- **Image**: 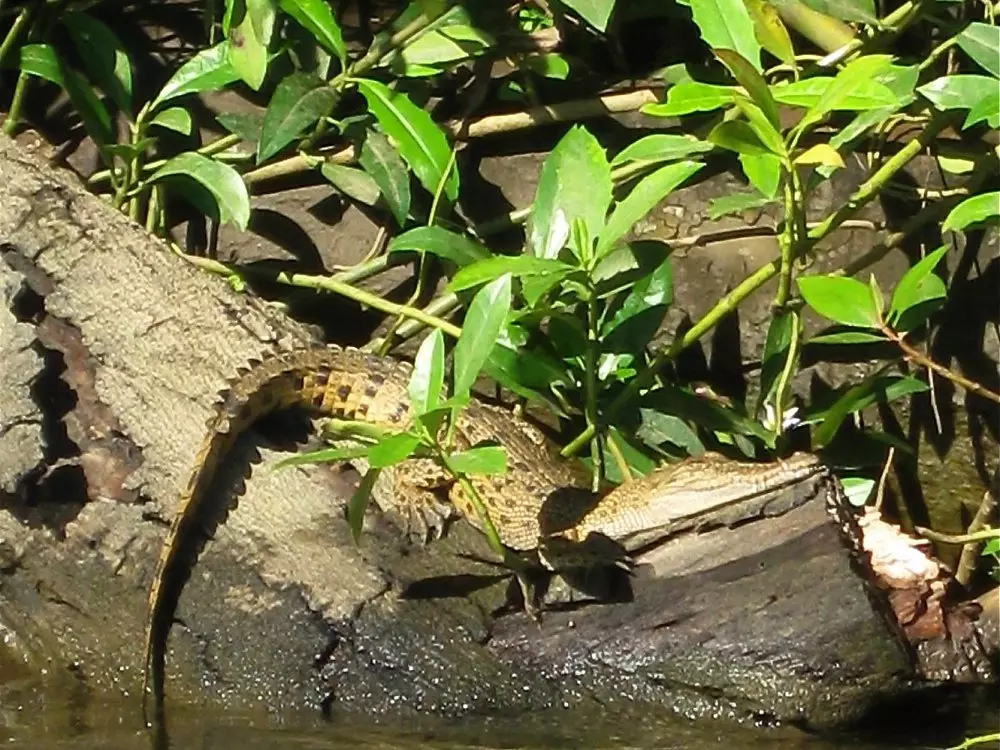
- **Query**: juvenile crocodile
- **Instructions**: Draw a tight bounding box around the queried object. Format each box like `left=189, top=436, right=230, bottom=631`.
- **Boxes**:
left=142, top=346, right=828, bottom=716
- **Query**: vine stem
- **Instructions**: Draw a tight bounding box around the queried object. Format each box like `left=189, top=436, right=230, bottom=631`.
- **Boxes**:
left=172, top=247, right=462, bottom=339
left=883, top=326, right=1000, bottom=405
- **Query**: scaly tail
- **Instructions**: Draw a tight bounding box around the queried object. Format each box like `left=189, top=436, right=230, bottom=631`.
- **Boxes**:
left=141, top=347, right=414, bottom=721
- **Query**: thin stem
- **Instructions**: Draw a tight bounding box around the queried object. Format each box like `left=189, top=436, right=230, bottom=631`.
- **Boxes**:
left=883, top=326, right=1000, bottom=405
left=0, top=7, right=30, bottom=69
left=88, top=133, right=243, bottom=186
left=3, top=70, right=30, bottom=136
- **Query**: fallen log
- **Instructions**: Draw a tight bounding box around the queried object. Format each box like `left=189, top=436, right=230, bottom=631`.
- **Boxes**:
left=0, top=133, right=994, bottom=740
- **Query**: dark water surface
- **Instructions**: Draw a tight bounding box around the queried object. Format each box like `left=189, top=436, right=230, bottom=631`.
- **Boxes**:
left=0, top=695, right=976, bottom=750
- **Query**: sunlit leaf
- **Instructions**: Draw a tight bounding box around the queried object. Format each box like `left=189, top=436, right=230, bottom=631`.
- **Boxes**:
left=358, top=128, right=410, bottom=225
left=409, top=329, right=446, bottom=415
left=453, top=274, right=512, bottom=397
left=153, top=42, right=240, bottom=108
left=956, top=22, right=1000, bottom=78
left=148, top=152, right=251, bottom=230
left=919, top=75, right=998, bottom=112
left=597, top=161, right=704, bottom=256
left=611, top=134, right=714, bottom=166
left=226, top=0, right=276, bottom=90
left=561, top=0, right=615, bottom=31
left=280, top=0, right=346, bottom=63
left=888, top=245, right=949, bottom=326
left=449, top=445, right=507, bottom=475
left=355, top=78, right=459, bottom=202
left=150, top=107, right=193, bottom=135
left=942, top=192, right=1000, bottom=232
left=321, top=162, right=380, bottom=205
left=642, top=81, right=733, bottom=117
left=798, top=275, right=881, bottom=328
left=449, top=255, right=575, bottom=292
left=529, top=125, right=612, bottom=260
left=688, top=0, right=762, bottom=70
left=389, top=226, right=489, bottom=266
left=794, top=143, right=844, bottom=168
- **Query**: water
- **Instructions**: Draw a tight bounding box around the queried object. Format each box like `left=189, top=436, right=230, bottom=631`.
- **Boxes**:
left=0, top=693, right=980, bottom=750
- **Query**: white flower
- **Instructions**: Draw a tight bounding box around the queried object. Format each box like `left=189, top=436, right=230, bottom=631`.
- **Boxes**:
left=763, top=403, right=801, bottom=432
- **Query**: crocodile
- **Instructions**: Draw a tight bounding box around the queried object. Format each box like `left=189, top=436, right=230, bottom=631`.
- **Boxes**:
left=142, top=345, right=828, bottom=717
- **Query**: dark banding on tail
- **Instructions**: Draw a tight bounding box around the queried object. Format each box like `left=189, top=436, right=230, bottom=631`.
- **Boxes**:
left=141, top=347, right=414, bottom=723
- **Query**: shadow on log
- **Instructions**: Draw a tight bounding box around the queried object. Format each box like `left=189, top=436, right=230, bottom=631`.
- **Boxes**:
left=0, top=133, right=995, bottom=743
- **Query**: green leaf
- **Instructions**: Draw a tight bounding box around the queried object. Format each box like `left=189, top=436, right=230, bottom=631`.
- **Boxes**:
left=942, top=192, right=1000, bottom=232
left=708, top=190, right=775, bottom=219
left=963, top=91, right=1000, bottom=129
left=19, top=45, right=113, bottom=147
left=611, top=134, right=714, bottom=166
left=716, top=49, right=779, bottom=128
left=597, top=161, right=703, bottom=256
left=810, top=375, right=929, bottom=445
left=757, top=311, right=796, bottom=413
left=743, top=0, right=795, bottom=66
left=642, top=81, right=733, bottom=117
left=772, top=77, right=898, bottom=111
left=400, top=29, right=475, bottom=67
left=603, top=258, right=673, bottom=351
left=153, top=42, right=240, bottom=109
left=561, top=0, right=615, bottom=31
left=148, top=152, right=251, bottom=230
left=484, top=348, right=568, bottom=418
left=279, top=0, right=346, bottom=63
left=794, top=143, right=844, bottom=169
left=449, top=445, right=507, bottom=475
left=919, top=75, right=999, bottom=112
left=258, top=72, right=337, bottom=162
left=523, top=53, right=571, bottom=80
left=389, top=226, right=489, bottom=266
left=358, top=129, right=410, bottom=225
left=449, top=255, right=575, bottom=292
left=798, top=276, right=881, bottom=328
left=453, top=274, right=512, bottom=397
left=688, top=0, right=762, bottom=71
left=635, top=409, right=704, bottom=455
left=732, top=94, right=786, bottom=157
left=739, top=152, right=782, bottom=198
left=796, top=0, right=877, bottom=23
left=273, top=444, right=372, bottom=469
left=708, top=120, right=772, bottom=157
left=216, top=111, right=264, bottom=142
left=226, top=0, right=276, bottom=90
left=62, top=12, right=132, bottom=113
left=956, top=22, right=1000, bottom=78
left=321, top=162, right=380, bottom=205
left=600, top=430, right=657, bottom=483
left=19, top=44, right=63, bottom=84
left=528, top=125, right=612, bottom=259
left=798, top=55, right=894, bottom=133
left=368, top=432, right=422, bottom=468
left=355, top=78, right=459, bottom=202
left=808, top=330, right=887, bottom=344
left=840, top=477, right=875, bottom=507
left=409, top=329, right=446, bottom=415
left=150, top=107, right=193, bottom=135
left=888, top=245, right=949, bottom=325
left=347, top=467, right=380, bottom=542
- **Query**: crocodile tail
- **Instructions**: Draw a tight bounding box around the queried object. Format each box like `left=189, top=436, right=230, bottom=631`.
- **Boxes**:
left=142, top=346, right=415, bottom=719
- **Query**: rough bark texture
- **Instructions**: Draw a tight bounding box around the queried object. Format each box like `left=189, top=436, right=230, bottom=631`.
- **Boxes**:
left=0, top=132, right=992, bottom=736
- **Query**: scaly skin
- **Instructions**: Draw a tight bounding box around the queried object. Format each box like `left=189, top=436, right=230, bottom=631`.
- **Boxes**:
left=142, top=346, right=590, bottom=718
left=143, top=346, right=830, bottom=718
